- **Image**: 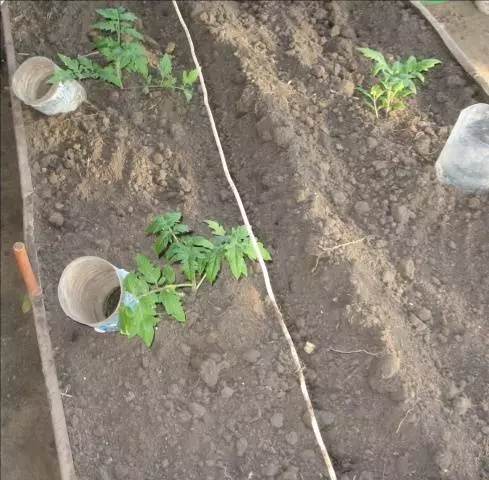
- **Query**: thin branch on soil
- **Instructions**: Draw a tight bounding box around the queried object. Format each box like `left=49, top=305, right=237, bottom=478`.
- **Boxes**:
left=396, top=402, right=418, bottom=434
left=327, top=347, right=383, bottom=356
left=172, top=2, right=338, bottom=479
left=311, top=237, right=367, bottom=273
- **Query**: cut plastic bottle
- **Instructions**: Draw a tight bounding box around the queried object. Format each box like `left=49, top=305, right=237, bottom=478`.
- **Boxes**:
left=435, top=103, right=489, bottom=193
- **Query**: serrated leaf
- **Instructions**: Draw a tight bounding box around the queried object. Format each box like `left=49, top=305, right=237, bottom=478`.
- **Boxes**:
left=96, top=7, right=137, bottom=22
left=99, top=65, right=122, bottom=88
left=166, top=236, right=214, bottom=283
left=140, top=318, right=155, bottom=347
left=48, top=69, right=75, bottom=84
left=161, top=265, right=176, bottom=284
left=121, top=27, right=144, bottom=40
left=183, top=87, right=193, bottom=102
left=225, top=243, right=248, bottom=279
left=160, top=290, right=186, bottom=323
left=57, top=53, right=80, bottom=71
left=91, top=21, right=119, bottom=33
left=124, top=272, right=149, bottom=297
left=154, top=232, right=172, bottom=256
left=245, top=241, right=272, bottom=261
left=119, top=304, right=142, bottom=337
left=159, top=53, right=173, bottom=77
left=147, top=212, right=182, bottom=234
left=135, top=254, right=161, bottom=284
left=417, top=58, right=441, bottom=72
left=162, top=77, right=177, bottom=90
left=203, top=249, right=223, bottom=283
left=185, top=69, right=199, bottom=85
left=205, top=220, right=226, bottom=236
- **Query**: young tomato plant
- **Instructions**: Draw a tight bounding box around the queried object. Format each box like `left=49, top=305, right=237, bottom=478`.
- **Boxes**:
left=119, top=212, right=272, bottom=347
left=356, top=47, right=441, bottom=117
left=48, top=7, right=198, bottom=101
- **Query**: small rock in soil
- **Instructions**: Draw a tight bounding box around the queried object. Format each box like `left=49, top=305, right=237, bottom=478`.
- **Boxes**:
left=453, top=395, right=472, bottom=416
left=371, top=352, right=400, bottom=380
left=273, top=126, right=294, bottom=147
left=243, top=349, right=261, bottom=363
left=170, top=123, right=185, bottom=141
left=332, top=190, right=347, bottom=206
left=318, top=410, right=335, bottom=427
left=221, top=386, right=234, bottom=398
left=48, top=212, right=64, bottom=228
left=132, top=111, right=144, bottom=126
left=280, top=467, right=299, bottom=480
left=341, top=25, right=356, bottom=39
left=340, top=79, right=355, bottom=97
left=189, top=402, right=207, bottom=418
left=366, top=136, right=379, bottom=150
left=400, top=258, right=415, bottom=280
left=153, top=153, right=164, bottom=165
left=414, top=135, right=431, bottom=157
left=200, top=358, right=220, bottom=388
left=178, top=410, right=192, bottom=423
left=446, top=74, right=466, bottom=88
left=236, top=437, right=248, bottom=456
left=271, top=412, right=284, bottom=428
left=354, top=200, right=370, bottom=216
left=417, top=307, right=432, bottom=322
left=382, top=270, right=396, bottom=285
left=468, top=197, right=481, bottom=210
left=263, top=464, right=280, bottom=477
left=285, top=431, right=299, bottom=445
left=178, top=177, right=192, bottom=193
left=392, top=204, right=410, bottom=224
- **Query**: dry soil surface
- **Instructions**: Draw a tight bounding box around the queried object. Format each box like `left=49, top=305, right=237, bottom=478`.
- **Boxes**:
left=8, top=1, right=489, bottom=479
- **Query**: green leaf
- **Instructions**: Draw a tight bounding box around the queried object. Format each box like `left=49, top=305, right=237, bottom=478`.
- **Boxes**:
left=357, top=47, right=386, bottom=65
left=57, top=53, right=80, bottom=71
left=185, top=69, right=199, bottom=85
left=147, top=212, right=182, bottom=234
left=417, top=58, right=441, bottom=72
left=183, top=87, right=193, bottom=102
left=355, top=86, right=373, bottom=100
left=160, top=290, right=186, bottom=323
left=48, top=69, right=75, bottom=84
left=121, top=27, right=144, bottom=40
left=99, top=65, right=122, bottom=88
left=124, top=272, right=149, bottom=297
left=166, top=236, right=214, bottom=283
left=96, top=7, right=137, bottom=22
left=161, top=265, right=176, bottom=284
left=162, top=77, right=177, bottom=90
left=370, top=84, right=384, bottom=99
left=135, top=254, right=161, bottom=284
left=91, top=21, right=119, bottom=33
left=159, top=53, right=173, bottom=77
left=140, top=318, right=155, bottom=347
left=119, top=304, right=143, bottom=337
left=245, top=241, right=272, bottom=261
left=154, top=232, right=172, bottom=256
left=129, top=55, right=149, bottom=79
left=225, top=243, right=248, bottom=279
left=203, top=249, right=224, bottom=283
left=205, top=220, right=226, bottom=236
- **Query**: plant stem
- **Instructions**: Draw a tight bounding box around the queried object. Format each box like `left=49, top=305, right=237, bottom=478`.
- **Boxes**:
left=144, top=283, right=193, bottom=298
left=195, top=275, right=206, bottom=291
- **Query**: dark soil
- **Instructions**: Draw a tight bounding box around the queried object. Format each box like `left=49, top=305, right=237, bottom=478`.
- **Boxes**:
left=9, top=1, right=489, bottom=479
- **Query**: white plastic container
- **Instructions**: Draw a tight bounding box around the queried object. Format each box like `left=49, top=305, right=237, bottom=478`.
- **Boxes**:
left=435, top=103, right=489, bottom=193
left=12, top=56, right=86, bottom=115
left=58, top=257, right=137, bottom=333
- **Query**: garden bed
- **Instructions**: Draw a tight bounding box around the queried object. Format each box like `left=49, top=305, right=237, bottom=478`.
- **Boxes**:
left=9, top=1, right=489, bottom=479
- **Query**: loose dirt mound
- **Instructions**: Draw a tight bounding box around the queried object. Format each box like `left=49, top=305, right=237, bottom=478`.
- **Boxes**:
left=10, top=1, right=489, bottom=479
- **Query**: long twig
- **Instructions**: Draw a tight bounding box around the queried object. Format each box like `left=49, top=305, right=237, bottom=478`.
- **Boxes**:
left=312, top=237, right=367, bottom=273
left=171, top=2, right=337, bottom=479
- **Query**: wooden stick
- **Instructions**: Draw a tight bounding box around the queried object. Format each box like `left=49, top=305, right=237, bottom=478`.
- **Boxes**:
left=13, top=242, right=41, bottom=296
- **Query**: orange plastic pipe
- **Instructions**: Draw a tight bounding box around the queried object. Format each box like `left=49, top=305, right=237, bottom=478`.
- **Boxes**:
left=13, top=242, right=41, bottom=297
